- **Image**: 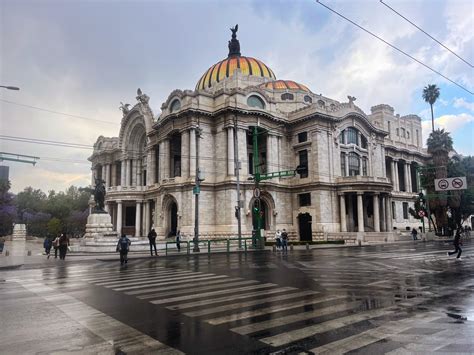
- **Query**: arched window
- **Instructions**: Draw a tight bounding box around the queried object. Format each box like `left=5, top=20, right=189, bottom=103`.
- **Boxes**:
left=317, top=100, right=325, bottom=107
left=348, top=152, right=360, bottom=176
left=281, top=93, right=294, bottom=101
left=304, top=95, right=312, bottom=103
left=406, top=131, right=410, bottom=139
left=247, top=95, right=265, bottom=109
left=346, top=127, right=359, bottom=145
left=170, top=99, right=181, bottom=113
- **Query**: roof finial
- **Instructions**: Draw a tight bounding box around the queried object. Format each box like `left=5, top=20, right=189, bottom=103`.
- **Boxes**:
left=228, top=24, right=241, bottom=57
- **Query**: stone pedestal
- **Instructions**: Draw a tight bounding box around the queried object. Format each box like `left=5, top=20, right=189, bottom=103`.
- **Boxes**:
left=12, top=224, right=27, bottom=240
left=83, top=212, right=117, bottom=239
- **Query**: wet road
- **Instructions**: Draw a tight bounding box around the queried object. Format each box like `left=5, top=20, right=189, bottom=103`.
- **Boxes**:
left=1, top=240, right=473, bottom=354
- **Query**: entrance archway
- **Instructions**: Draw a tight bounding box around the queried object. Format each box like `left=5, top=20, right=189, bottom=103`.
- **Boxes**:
left=298, top=213, right=312, bottom=241
left=169, top=202, right=178, bottom=237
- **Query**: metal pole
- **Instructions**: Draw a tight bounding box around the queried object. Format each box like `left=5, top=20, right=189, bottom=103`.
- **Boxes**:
left=193, top=126, right=201, bottom=252
left=234, top=116, right=242, bottom=248
left=252, top=126, right=263, bottom=249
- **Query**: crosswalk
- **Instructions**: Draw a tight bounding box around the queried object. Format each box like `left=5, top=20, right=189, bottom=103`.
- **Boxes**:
left=5, top=242, right=473, bottom=354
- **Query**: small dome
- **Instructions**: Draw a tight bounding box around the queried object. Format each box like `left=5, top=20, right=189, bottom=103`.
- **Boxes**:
left=260, top=80, right=312, bottom=93
left=196, top=56, right=276, bottom=91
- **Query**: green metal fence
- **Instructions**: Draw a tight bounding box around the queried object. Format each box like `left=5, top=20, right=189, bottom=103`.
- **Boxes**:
left=165, top=237, right=254, bottom=256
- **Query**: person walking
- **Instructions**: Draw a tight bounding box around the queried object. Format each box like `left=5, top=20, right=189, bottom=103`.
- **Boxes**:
left=411, top=228, right=418, bottom=241
left=464, top=226, right=471, bottom=239
left=58, top=233, right=70, bottom=260
left=117, top=234, right=131, bottom=265
left=148, top=228, right=158, bottom=256
left=275, top=230, right=282, bottom=250
left=176, top=230, right=181, bottom=252
left=52, top=235, right=60, bottom=258
left=43, top=237, right=52, bottom=258
left=0, top=236, right=5, bottom=254
left=281, top=229, right=288, bottom=252
left=447, top=227, right=463, bottom=260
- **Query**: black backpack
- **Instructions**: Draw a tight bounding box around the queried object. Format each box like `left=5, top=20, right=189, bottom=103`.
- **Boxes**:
left=119, top=238, right=129, bottom=251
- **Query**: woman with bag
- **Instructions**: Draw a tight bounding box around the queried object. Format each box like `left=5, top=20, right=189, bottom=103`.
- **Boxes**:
left=52, top=235, right=60, bottom=258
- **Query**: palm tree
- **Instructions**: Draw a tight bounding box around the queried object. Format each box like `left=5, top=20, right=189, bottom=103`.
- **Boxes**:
left=422, top=84, right=440, bottom=132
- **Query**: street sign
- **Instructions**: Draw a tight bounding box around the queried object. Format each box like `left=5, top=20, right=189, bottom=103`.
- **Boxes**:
left=434, top=177, right=467, bottom=191
left=253, top=187, right=261, bottom=198
left=193, top=186, right=200, bottom=195
left=418, top=210, right=425, bottom=217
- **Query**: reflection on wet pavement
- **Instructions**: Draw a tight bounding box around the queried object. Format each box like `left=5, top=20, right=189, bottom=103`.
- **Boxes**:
left=1, top=240, right=473, bottom=354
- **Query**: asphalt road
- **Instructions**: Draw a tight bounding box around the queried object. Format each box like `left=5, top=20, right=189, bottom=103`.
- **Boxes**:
left=1, top=240, right=473, bottom=354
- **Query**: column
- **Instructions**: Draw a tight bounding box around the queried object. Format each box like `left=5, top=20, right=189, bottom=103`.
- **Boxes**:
left=381, top=195, right=387, bottom=231
left=181, top=131, right=190, bottom=178
left=164, top=139, right=170, bottom=179
left=112, top=203, right=117, bottom=229
left=104, top=202, right=109, bottom=213
left=120, top=160, right=126, bottom=186
left=146, top=150, right=153, bottom=186
left=158, top=141, right=165, bottom=182
left=357, top=192, right=364, bottom=232
left=373, top=193, right=380, bottom=232
left=144, top=200, right=150, bottom=235
left=339, top=194, right=347, bottom=232
left=227, top=127, right=235, bottom=176
left=105, top=164, right=111, bottom=188
left=135, top=200, right=142, bottom=237
left=126, top=159, right=131, bottom=186
left=91, top=168, right=96, bottom=186
left=385, top=196, right=393, bottom=231
left=101, top=165, right=106, bottom=183
left=393, top=160, right=399, bottom=191
left=237, top=128, right=248, bottom=176
left=111, top=163, right=117, bottom=187
left=190, top=130, right=196, bottom=177
left=131, top=159, right=137, bottom=186
left=116, top=200, right=123, bottom=234
left=137, top=159, right=142, bottom=186
left=406, top=162, right=412, bottom=193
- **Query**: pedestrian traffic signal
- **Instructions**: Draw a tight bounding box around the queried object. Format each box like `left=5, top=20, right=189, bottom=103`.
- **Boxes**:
left=253, top=199, right=260, bottom=214
left=418, top=192, right=425, bottom=203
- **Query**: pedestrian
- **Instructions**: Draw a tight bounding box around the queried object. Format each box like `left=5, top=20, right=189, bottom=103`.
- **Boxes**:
left=43, top=237, right=52, bottom=258
left=58, top=233, right=70, bottom=260
left=52, top=235, right=60, bottom=258
left=281, top=229, right=288, bottom=252
left=447, top=227, right=463, bottom=260
left=147, top=228, right=158, bottom=256
left=411, top=228, right=418, bottom=241
left=0, top=236, right=5, bottom=254
left=116, top=234, right=131, bottom=265
left=464, top=226, right=471, bottom=239
left=176, top=230, right=181, bottom=251
left=275, top=229, right=281, bottom=250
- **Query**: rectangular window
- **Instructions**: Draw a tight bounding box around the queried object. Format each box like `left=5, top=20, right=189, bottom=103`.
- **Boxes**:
left=298, top=132, right=308, bottom=143
left=340, top=152, right=346, bottom=176
left=401, top=128, right=405, bottom=138
left=299, top=193, right=311, bottom=207
left=396, top=128, right=399, bottom=136
left=248, top=153, right=253, bottom=175
left=298, top=150, right=308, bottom=178
left=362, top=157, right=367, bottom=176
left=403, top=202, right=409, bottom=219
left=392, top=201, right=396, bottom=219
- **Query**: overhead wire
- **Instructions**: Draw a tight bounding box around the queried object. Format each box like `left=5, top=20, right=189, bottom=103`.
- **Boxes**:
left=315, top=0, right=473, bottom=95
left=379, top=0, right=473, bottom=68
left=0, top=99, right=119, bottom=125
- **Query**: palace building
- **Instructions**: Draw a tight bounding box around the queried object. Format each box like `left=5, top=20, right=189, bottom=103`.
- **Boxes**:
left=89, top=27, right=429, bottom=243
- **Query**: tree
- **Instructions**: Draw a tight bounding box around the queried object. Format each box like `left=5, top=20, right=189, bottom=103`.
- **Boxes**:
left=422, top=84, right=440, bottom=132
left=0, top=180, right=16, bottom=236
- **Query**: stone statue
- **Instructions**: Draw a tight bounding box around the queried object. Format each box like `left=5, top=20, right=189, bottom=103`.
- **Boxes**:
left=136, top=87, right=150, bottom=105
left=347, top=96, right=356, bottom=105
left=119, top=102, right=131, bottom=115
left=228, top=24, right=241, bottom=57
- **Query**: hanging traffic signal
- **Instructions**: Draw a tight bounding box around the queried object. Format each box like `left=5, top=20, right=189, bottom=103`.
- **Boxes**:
left=418, top=192, right=425, bottom=204
left=295, top=165, right=308, bottom=178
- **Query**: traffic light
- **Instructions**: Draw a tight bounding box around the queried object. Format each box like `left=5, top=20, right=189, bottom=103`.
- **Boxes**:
left=418, top=192, right=425, bottom=204
left=295, top=165, right=308, bottom=178
left=253, top=199, right=260, bottom=214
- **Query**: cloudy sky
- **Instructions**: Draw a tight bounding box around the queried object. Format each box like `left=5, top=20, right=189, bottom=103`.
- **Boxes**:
left=1, top=0, right=473, bottom=193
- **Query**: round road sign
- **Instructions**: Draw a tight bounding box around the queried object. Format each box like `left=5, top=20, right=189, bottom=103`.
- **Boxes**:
left=418, top=210, right=425, bottom=217
left=437, top=179, right=449, bottom=190
left=452, top=178, right=464, bottom=189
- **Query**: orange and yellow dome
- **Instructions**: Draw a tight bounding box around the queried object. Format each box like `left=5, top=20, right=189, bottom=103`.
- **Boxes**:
left=196, top=56, right=276, bottom=91
left=260, top=80, right=311, bottom=93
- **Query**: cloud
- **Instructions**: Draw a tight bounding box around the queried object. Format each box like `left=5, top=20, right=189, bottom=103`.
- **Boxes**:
left=421, top=113, right=474, bottom=146
left=453, top=98, right=474, bottom=112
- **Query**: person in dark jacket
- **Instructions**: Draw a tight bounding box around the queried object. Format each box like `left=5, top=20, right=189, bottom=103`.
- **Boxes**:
left=147, top=228, right=157, bottom=256
left=58, top=233, right=70, bottom=260
left=117, top=234, right=131, bottom=265
left=176, top=230, right=181, bottom=251
left=411, top=228, right=418, bottom=240
left=447, top=228, right=463, bottom=260
left=43, top=237, right=52, bottom=258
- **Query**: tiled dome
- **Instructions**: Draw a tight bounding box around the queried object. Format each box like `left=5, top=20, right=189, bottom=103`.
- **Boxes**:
left=260, top=80, right=311, bottom=93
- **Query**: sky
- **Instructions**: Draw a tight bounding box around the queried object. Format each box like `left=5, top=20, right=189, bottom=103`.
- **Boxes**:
left=0, top=0, right=473, bottom=194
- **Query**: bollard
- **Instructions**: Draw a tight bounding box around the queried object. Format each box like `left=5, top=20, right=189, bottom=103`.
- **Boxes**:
left=272, top=245, right=276, bottom=252
left=306, top=243, right=310, bottom=250
left=226, top=239, right=230, bottom=253
left=290, top=244, right=294, bottom=251
left=244, top=240, right=247, bottom=252
left=187, top=241, right=190, bottom=255
left=5, top=250, right=9, bottom=256
left=27, top=250, right=32, bottom=256
left=208, top=240, right=211, bottom=253
left=358, top=240, right=362, bottom=247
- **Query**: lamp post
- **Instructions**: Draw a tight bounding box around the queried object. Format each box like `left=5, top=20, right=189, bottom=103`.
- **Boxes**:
left=0, top=86, right=20, bottom=91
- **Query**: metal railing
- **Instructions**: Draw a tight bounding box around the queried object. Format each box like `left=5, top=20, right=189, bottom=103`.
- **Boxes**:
left=165, top=237, right=254, bottom=256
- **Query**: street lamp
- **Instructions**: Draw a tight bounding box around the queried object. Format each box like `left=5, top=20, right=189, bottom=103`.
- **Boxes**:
left=0, top=86, right=20, bottom=91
